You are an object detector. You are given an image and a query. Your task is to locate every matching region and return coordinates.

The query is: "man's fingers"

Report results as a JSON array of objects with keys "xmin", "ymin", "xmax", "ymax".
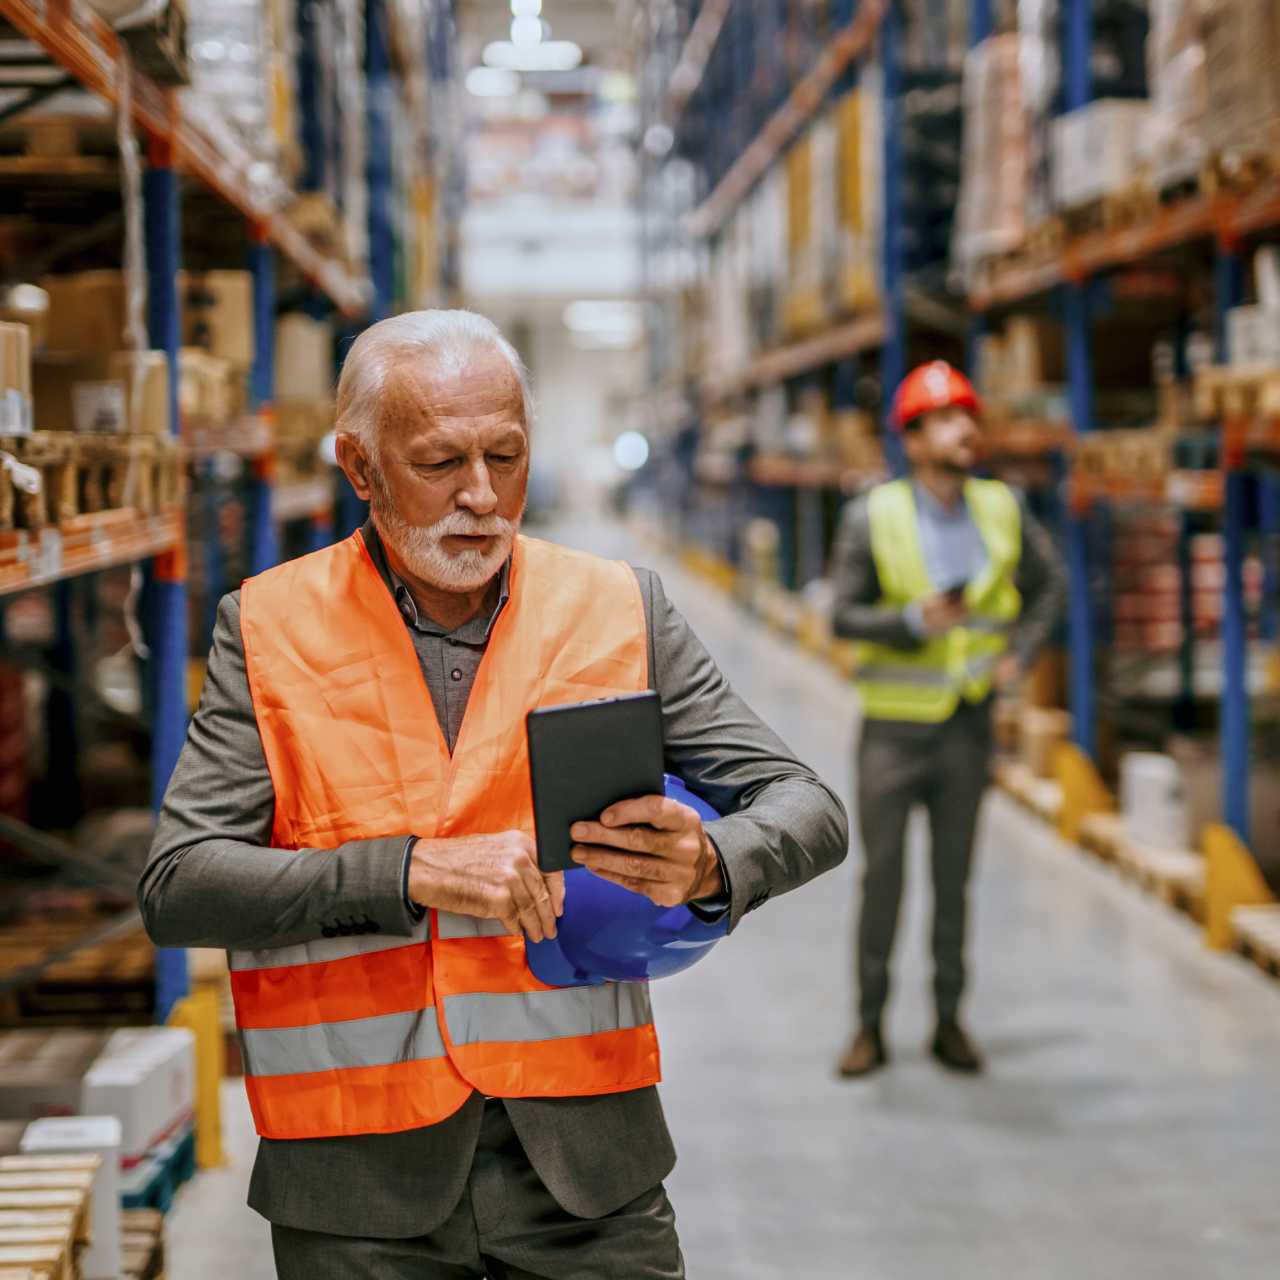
[
  {"xmin": 583, "ymin": 866, "xmax": 682, "ymax": 907},
  {"xmin": 570, "ymin": 820, "xmax": 673, "ymax": 855},
  {"xmin": 596, "ymin": 794, "xmax": 689, "ymax": 831},
  {"xmin": 572, "ymin": 846, "xmax": 670, "ymax": 884},
  {"xmin": 516, "ymin": 861, "xmax": 558, "ymax": 941},
  {"xmin": 545, "ymin": 871, "xmax": 566, "ymax": 917}
]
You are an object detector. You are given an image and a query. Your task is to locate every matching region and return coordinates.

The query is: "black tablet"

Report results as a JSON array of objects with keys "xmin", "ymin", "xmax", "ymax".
[{"xmin": 526, "ymin": 691, "xmax": 665, "ymax": 873}]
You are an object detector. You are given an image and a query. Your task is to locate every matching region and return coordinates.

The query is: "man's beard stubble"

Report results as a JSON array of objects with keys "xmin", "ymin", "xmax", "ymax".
[{"xmin": 369, "ymin": 466, "xmax": 520, "ymax": 593}]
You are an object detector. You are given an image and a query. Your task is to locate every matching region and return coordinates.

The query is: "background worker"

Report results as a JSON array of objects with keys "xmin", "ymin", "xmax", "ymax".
[
  {"xmin": 830, "ymin": 361, "xmax": 1066, "ymax": 1079},
  {"xmin": 139, "ymin": 310, "xmax": 847, "ymax": 1279}
]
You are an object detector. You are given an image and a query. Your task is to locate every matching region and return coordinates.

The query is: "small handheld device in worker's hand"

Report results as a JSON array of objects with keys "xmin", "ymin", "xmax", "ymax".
[
  {"xmin": 527, "ymin": 691, "xmax": 664, "ymax": 874},
  {"xmin": 944, "ymin": 579, "xmax": 970, "ymax": 604}
]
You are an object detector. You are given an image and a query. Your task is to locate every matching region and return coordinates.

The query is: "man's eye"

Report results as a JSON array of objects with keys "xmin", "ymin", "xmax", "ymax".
[{"xmin": 488, "ymin": 454, "xmax": 518, "ymax": 464}]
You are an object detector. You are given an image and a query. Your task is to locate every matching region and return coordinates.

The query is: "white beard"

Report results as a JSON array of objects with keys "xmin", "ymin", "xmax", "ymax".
[{"xmin": 370, "ymin": 478, "xmax": 519, "ymax": 593}]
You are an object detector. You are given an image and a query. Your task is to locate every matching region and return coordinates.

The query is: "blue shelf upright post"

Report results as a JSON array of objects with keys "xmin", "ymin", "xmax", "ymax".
[
  {"xmin": 1060, "ymin": 0, "xmax": 1096, "ymax": 758},
  {"xmin": 1217, "ymin": 239, "xmax": 1250, "ymax": 841},
  {"xmin": 969, "ymin": 0, "xmax": 993, "ymax": 46},
  {"xmin": 143, "ymin": 136, "xmax": 189, "ymax": 1020},
  {"xmin": 880, "ymin": 0, "xmax": 906, "ymax": 477},
  {"xmin": 246, "ymin": 222, "xmax": 280, "ymax": 577},
  {"xmin": 1063, "ymin": 283, "xmax": 1096, "ymax": 758},
  {"xmin": 366, "ymin": 0, "xmax": 396, "ymax": 323}
]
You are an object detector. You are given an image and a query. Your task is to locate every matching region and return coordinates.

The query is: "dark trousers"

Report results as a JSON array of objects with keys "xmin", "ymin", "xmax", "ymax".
[
  {"xmin": 271, "ymin": 1100, "xmax": 685, "ymax": 1280},
  {"xmin": 855, "ymin": 700, "xmax": 992, "ymax": 1028}
]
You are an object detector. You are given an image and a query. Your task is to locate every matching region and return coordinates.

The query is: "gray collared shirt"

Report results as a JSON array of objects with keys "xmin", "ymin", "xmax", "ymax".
[{"xmin": 363, "ymin": 522, "xmax": 511, "ymax": 754}]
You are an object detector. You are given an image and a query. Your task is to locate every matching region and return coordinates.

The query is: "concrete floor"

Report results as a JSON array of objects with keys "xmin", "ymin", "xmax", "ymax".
[{"xmin": 169, "ymin": 519, "xmax": 1280, "ymax": 1278}]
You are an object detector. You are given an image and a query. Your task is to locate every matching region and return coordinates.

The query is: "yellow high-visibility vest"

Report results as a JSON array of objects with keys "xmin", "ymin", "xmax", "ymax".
[{"xmin": 853, "ymin": 478, "xmax": 1022, "ymax": 723}]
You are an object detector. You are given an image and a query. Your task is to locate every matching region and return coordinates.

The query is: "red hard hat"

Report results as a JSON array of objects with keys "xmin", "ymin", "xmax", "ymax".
[{"xmin": 889, "ymin": 361, "xmax": 982, "ymax": 431}]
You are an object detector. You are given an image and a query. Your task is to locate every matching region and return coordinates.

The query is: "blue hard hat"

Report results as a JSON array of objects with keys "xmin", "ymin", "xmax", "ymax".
[{"xmin": 525, "ymin": 775, "xmax": 730, "ymax": 987}]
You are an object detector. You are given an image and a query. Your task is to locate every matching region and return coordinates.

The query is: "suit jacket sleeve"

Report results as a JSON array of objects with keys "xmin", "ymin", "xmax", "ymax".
[
  {"xmin": 633, "ymin": 567, "xmax": 848, "ymax": 934},
  {"xmin": 828, "ymin": 495, "xmax": 922, "ymax": 649},
  {"xmin": 1010, "ymin": 499, "xmax": 1068, "ymax": 671},
  {"xmin": 138, "ymin": 593, "xmax": 421, "ymax": 951}
]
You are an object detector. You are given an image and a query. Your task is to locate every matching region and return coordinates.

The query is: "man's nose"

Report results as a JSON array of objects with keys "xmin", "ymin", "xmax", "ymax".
[{"xmin": 456, "ymin": 459, "xmax": 498, "ymax": 514}]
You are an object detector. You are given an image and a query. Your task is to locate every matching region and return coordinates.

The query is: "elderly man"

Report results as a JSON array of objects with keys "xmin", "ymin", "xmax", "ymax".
[{"xmin": 140, "ymin": 310, "xmax": 847, "ymax": 1279}]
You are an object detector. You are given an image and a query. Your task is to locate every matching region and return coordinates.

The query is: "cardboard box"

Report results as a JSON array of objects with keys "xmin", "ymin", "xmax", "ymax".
[
  {"xmin": 83, "ymin": 1028, "xmax": 195, "ymax": 1166},
  {"xmin": 0, "ymin": 322, "xmax": 31, "ymax": 434},
  {"xmin": 0, "ymin": 1031, "xmax": 111, "ymax": 1122},
  {"xmin": 180, "ymin": 270, "xmax": 254, "ymax": 368},
  {"xmin": 274, "ymin": 398, "xmax": 334, "ymax": 443},
  {"xmin": 32, "ymin": 353, "xmax": 127, "ymax": 433},
  {"xmin": 178, "ymin": 348, "xmax": 232, "ymax": 424},
  {"xmin": 39, "ymin": 272, "xmax": 128, "ymax": 353},
  {"xmin": 1052, "ymin": 101, "xmax": 1151, "ymax": 209},
  {"xmin": 108, "ymin": 351, "xmax": 169, "ymax": 436},
  {"xmin": 274, "ymin": 313, "xmax": 333, "ymax": 401}
]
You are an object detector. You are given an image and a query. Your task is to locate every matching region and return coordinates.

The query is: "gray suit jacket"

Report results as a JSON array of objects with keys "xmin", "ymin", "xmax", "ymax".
[{"xmin": 139, "ymin": 551, "xmax": 848, "ymax": 1237}]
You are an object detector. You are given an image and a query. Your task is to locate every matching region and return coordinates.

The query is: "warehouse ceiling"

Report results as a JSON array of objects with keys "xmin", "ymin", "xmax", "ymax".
[{"xmin": 455, "ymin": 0, "xmax": 622, "ymax": 70}]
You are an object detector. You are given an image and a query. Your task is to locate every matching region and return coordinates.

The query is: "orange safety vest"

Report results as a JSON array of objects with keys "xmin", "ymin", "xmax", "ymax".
[{"xmin": 231, "ymin": 530, "xmax": 661, "ymax": 1140}]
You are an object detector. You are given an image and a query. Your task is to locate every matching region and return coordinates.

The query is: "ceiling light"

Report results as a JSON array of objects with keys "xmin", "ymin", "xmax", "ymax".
[
  {"xmin": 483, "ymin": 41, "xmax": 582, "ymax": 72},
  {"xmin": 511, "ymin": 0, "xmax": 542, "ymax": 15},
  {"xmin": 466, "ymin": 66, "xmax": 520, "ymax": 97},
  {"xmin": 613, "ymin": 432, "xmax": 650, "ymax": 472},
  {"xmin": 510, "ymin": 16, "xmax": 543, "ymax": 47}
]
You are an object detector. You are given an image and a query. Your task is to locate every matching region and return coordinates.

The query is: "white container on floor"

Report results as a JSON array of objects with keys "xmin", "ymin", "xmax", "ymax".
[
  {"xmin": 21, "ymin": 1115, "xmax": 121, "ymax": 1280},
  {"xmin": 1120, "ymin": 752, "xmax": 1190, "ymax": 850}
]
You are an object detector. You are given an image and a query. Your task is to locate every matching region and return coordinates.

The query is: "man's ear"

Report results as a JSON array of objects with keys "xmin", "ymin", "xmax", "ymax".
[{"xmin": 335, "ymin": 433, "xmax": 374, "ymax": 501}]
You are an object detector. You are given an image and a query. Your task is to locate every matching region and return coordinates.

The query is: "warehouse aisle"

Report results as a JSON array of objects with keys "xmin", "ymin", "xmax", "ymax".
[{"xmin": 168, "ymin": 519, "xmax": 1280, "ymax": 1280}]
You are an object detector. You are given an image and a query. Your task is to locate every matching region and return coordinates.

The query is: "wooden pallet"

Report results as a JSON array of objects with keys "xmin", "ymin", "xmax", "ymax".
[
  {"xmin": 120, "ymin": 1208, "xmax": 165, "ymax": 1280},
  {"xmin": 0, "ymin": 916, "xmax": 154, "ymax": 1026},
  {"xmin": 1078, "ymin": 811, "xmax": 1126, "ymax": 861},
  {"xmin": 0, "ymin": 434, "xmax": 184, "ymax": 532},
  {"xmin": 1194, "ymin": 366, "xmax": 1280, "ymax": 421},
  {"xmin": 0, "ymin": 115, "xmax": 117, "ymax": 185},
  {"xmin": 1113, "ymin": 838, "xmax": 1206, "ymax": 916},
  {"xmin": 1230, "ymin": 904, "xmax": 1280, "ymax": 977},
  {"xmin": 1060, "ymin": 182, "xmax": 1159, "ymax": 238},
  {"xmin": 0, "ymin": 1154, "xmax": 94, "ymax": 1280}
]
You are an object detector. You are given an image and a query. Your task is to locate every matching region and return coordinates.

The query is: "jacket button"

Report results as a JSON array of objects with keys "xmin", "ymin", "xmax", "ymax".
[{"xmin": 321, "ymin": 926, "xmax": 338, "ymax": 938}]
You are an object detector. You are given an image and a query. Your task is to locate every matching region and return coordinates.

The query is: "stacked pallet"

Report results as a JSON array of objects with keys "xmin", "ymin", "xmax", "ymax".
[
  {"xmin": 0, "ymin": 917, "xmax": 154, "ymax": 1028},
  {"xmin": 0, "ymin": 1153, "xmax": 94, "ymax": 1280}
]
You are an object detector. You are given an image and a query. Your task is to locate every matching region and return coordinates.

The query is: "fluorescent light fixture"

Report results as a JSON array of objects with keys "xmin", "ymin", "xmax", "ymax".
[
  {"xmin": 466, "ymin": 65, "xmax": 520, "ymax": 97},
  {"xmin": 511, "ymin": 0, "xmax": 542, "ymax": 16},
  {"xmin": 510, "ymin": 15, "xmax": 543, "ymax": 47},
  {"xmin": 483, "ymin": 40, "xmax": 582, "ymax": 72},
  {"xmin": 613, "ymin": 432, "xmax": 650, "ymax": 472},
  {"xmin": 563, "ymin": 300, "xmax": 642, "ymax": 336}
]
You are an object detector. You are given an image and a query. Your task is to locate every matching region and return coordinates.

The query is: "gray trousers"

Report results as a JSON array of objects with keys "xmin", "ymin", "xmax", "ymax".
[
  {"xmin": 855, "ymin": 700, "xmax": 992, "ymax": 1028},
  {"xmin": 270, "ymin": 1100, "xmax": 685, "ymax": 1280}
]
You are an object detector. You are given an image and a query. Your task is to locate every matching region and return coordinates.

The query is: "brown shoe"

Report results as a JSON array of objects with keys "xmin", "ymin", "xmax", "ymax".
[
  {"xmin": 836, "ymin": 1026, "xmax": 887, "ymax": 1078},
  {"xmin": 931, "ymin": 1019, "xmax": 984, "ymax": 1074}
]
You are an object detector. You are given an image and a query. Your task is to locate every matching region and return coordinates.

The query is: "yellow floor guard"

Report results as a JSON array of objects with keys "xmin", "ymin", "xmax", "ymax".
[
  {"xmin": 169, "ymin": 986, "xmax": 226, "ymax": 1169},
  {"xmin": 1053, "ymin": 742, "xmax": 1114, "ymax": 844},
  {"xmin": 1203, "ymin": 824, "xmax": 1275, "ymax": 951}
]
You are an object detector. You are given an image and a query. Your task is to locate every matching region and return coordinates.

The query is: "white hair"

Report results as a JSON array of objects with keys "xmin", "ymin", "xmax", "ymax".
[{"xmin": 335, "ymin": 309, "xmax": 533, "ymax": 460}]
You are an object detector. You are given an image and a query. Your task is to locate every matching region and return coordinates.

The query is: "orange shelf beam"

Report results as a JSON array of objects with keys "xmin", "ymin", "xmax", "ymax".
[
  {"xmin": 686, "ymin": 0, "xmax": 886, "ymax": 239},
  {"xmin": 0, "ymin": 509, "xmax": 183, "ymax": 597},
  {"xmin": 704, "ymin": 312, "xmax": 886, "ymax": 402},
  {"xmin": 663, "ymin": 0, "xmax": 735, "ymax": 128},
  {"xmin": 970, "ymin": 181, "xmax": 1280, "ymax": 311},
  {"xmin": 0, "ymin": 0, "xmax": 368, "ymax": 315}
]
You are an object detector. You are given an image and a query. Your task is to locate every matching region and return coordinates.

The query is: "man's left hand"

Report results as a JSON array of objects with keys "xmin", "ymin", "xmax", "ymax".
[
  {"xmin": 993, "ymin": 653, "xmax": 1023, "ymax": 691},
  {"xmin": 570, "ymin": 795, "xmax": 722, "ymax": 908}
]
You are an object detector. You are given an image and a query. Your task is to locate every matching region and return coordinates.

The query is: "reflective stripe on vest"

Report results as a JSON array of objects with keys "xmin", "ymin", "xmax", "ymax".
[
  {"xmin": 233, "ymin": 532, "xmax": 660, "ymax": 1140},
  {"xmin": 853, "ymin": 478, "xmax": 1022, "ymax": 723}
]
